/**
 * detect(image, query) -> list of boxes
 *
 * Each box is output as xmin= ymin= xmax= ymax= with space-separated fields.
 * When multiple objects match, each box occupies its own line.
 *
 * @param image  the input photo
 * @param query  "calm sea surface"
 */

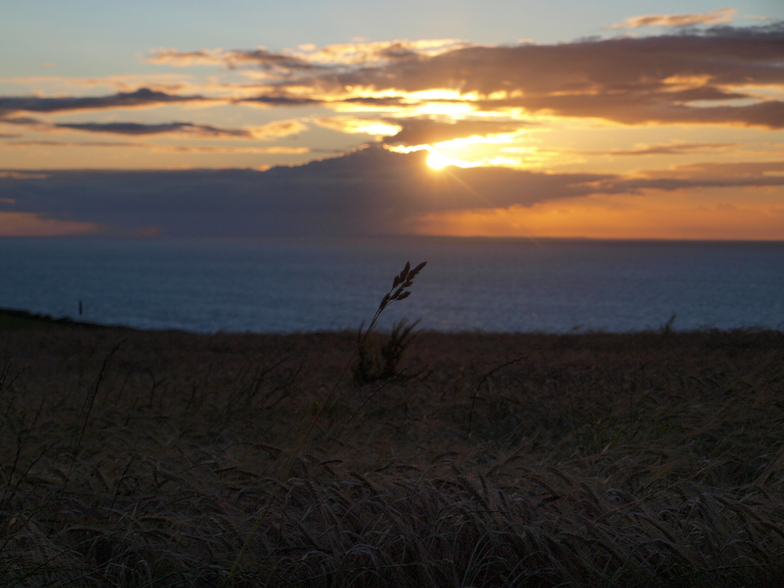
xmin=2 ymin=237 xmax=783 ymax=333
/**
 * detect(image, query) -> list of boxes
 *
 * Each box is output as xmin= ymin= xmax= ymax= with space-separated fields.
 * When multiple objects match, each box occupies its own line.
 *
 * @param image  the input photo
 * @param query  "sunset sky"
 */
xmin=1 ymin=0 xmax=783 ymax=239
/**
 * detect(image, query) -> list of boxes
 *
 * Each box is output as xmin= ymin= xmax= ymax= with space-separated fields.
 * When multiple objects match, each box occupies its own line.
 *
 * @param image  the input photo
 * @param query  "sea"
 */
xmin=2 ymin=237 xmax=783 ymax=334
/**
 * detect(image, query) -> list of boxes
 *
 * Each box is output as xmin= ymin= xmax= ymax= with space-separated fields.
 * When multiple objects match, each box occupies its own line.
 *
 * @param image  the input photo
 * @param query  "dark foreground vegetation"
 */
xmin=2 ymin=309 xmax=784 ymax=586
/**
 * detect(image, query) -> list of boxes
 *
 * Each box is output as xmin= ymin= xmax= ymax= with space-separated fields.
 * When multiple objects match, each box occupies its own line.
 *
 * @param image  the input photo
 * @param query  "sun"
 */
xmin=426 ymin=149 xmax=451 ymax=170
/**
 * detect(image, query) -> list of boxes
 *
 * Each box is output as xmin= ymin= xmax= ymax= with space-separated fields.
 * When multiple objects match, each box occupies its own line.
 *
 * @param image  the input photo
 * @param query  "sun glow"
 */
xmin=426 ymin=149 xmax=451 ymax=170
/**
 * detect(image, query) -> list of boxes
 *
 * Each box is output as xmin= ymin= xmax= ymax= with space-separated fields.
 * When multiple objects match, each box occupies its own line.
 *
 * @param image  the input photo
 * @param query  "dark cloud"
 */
xmin=383 ymin=118 xmax=527 ymax=146
xmin=475 ymin=94 xmax=784 ymax=129
xmin=1 ymin=139 xmax=140 ymax=148
xmin=0 ymin=88 xmax=205 ymax=116
xmin=0 ymin=146 xmax=610 ymax=237
xmin=0 ymin=116 xmax=41 ymax=126
xmin=1 ymin=115 xmax=307 ymax=140
xmin=639 ymin=160 xmax=784 ymax=179
xmin=340 ymin=96 xmax=408 ymax=107
xmin=0 ymin=138 xmax=309 ymax=155
xmin=223 ymin=49 xmax=321 ymax=71
xmin=254 ymin=23 xmax=784 ymax=128
xmin=3 ymin=145 xmax=782 ymax=238
xmin=609 ymin=175 xmax=784 ymax=193
xmin=148 ymin=48 xmax=320 ymax=72
xmin=338 ymin=24 xmax=784 ymax=95
xmin=238 ymin=95 xmax=324 ymax=107
xmin=376 ymin=43 xmax=420 ymax=61
xmin=52 ymin=121 xmax=253 ymax=137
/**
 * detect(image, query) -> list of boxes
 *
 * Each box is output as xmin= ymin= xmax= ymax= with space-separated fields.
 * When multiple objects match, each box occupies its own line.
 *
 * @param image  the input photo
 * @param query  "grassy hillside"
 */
xmin=0 ymin=309 xmax=107 ymax=332
xmin=1 ymin=315 xmax=784 ymax=586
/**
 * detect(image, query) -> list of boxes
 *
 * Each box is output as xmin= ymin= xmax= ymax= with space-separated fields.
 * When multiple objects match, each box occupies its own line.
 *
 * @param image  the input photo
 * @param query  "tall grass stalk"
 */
xmin=61 ymin=339 xmax=124 ymax=494
xmin=224 ymin=261 xmax=426 ymax=585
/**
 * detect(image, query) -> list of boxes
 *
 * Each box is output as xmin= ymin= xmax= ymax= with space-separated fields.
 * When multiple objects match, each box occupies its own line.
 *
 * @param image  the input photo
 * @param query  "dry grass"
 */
xmin=1 ymin=311 xmax=784 ymax=586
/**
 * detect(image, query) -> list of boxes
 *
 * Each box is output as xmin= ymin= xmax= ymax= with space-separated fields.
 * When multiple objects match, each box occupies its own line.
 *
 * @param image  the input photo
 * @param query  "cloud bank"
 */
xmin=2 ymin=145 xmax=783 ymax=238
xmin=133 ymin=23 xmax=784 ymax=131
xmin=1 ymin=21 xmax=782 ymax=240
xmin=4 ymin=23 xmax=782 ymax=144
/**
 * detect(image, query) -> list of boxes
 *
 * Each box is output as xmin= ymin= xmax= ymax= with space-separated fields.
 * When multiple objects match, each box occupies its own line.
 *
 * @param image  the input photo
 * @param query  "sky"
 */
xmin=1 ymin=0 xmax=783 ymax=239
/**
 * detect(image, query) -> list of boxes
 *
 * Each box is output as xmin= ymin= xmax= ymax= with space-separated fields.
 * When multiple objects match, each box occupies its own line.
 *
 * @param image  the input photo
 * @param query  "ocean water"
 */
xmin=1 ymin=237 xmax=783 ymax=333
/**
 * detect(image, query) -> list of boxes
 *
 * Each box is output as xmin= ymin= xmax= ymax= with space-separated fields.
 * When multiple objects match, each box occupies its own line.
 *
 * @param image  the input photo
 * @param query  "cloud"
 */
xmin=0 ymin=88 xmax=205 ymax=115
xmin=382 ymin=118 xmax=526 ymax=146
xmin=54 ymin=121 xmax=252 ymax=137
xmin=414 ymin=190 xmax=784 ymax=240
xmin=251 ymin=119 xmax=308 ymax=139
xmin=58 ymin=118 xmax=307 ymax=140
xmin=7 ymin=23 xmax=782 ymax=157
xmin=0 ymin=74 xmax=204 ymax=99
xmin=238 ymin=95 xmax=324 ymax=107
xmin=3 ymin=145 xmax=782 ymax=238
xmin=211 ymin=23 xmax=784 ymax=129
xmin=313 ymin=117 xmax=402 ymax=136
xmin=610 ymin=8 xmax=736 ymax=29
xmin=577 ymin=142 xmax=740 ymax=156
xmin=338 ymin=96 xmax=408 ymax=107
xmin=0 ymin=116 xmax=45 ymax=127
xmin=147 ymin=47 xmax=320 ymax=72
xmin=149 ymin=145 xmax=309 ymax=154
xmin=0 ymin=139 xmax=139 ymax=149
xmin=145 ymin=39 xmax=465 ymax=72
xmin=302 ymin=39 xmax=467 ymax=67
xmin=0 ymin=212 xmax=97 ymax=237
xmin=0 ymin=138 xmax=309 ymax=155
xmin=0 ymin=146 xmax=612 ymax=237
xmin=636 ymin=160 xmax=784 ymax=180
xmin=0 ymin=171 xmax=47 ymax=179
xmin=0 ymin=115 xmax=308 ymax=140
xmin=360 ymin=25 xmax=784 ymax=127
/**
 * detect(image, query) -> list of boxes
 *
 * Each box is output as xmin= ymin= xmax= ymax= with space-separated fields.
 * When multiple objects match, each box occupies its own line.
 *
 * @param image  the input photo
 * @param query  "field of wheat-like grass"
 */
xmin=2 ymin=308 xmax=784 ymax=586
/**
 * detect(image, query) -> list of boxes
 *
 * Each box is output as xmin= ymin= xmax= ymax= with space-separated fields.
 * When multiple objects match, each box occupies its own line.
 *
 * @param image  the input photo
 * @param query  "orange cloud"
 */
xmin=413 ymin=188 xmax=784 ymax=241
xmin=611 ymin=8 xmax=736 ymax=29
xmin=0 ymin=212 xmax=97 ymax=237
xmin=249 ymin=119 xmax=308 ymax=139
xmin=313 ymin=116 xmax=402 ymax=136
xmin=146 ymin=39 xmax=465 ymax=71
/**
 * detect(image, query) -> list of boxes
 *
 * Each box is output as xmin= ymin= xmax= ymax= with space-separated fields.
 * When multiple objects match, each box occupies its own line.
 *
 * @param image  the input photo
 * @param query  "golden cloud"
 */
xmin=313 ymin=117 xmax=402 ymax=136
xmin=249 ymin=119 xmax=309 ymax=139
xmin=611 ymin=8 xmax=736 ymax=29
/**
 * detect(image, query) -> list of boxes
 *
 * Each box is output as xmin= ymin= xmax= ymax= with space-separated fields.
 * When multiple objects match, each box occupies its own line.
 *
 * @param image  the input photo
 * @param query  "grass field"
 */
xmin=2 ymin=307 xmax=784 ymax=587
